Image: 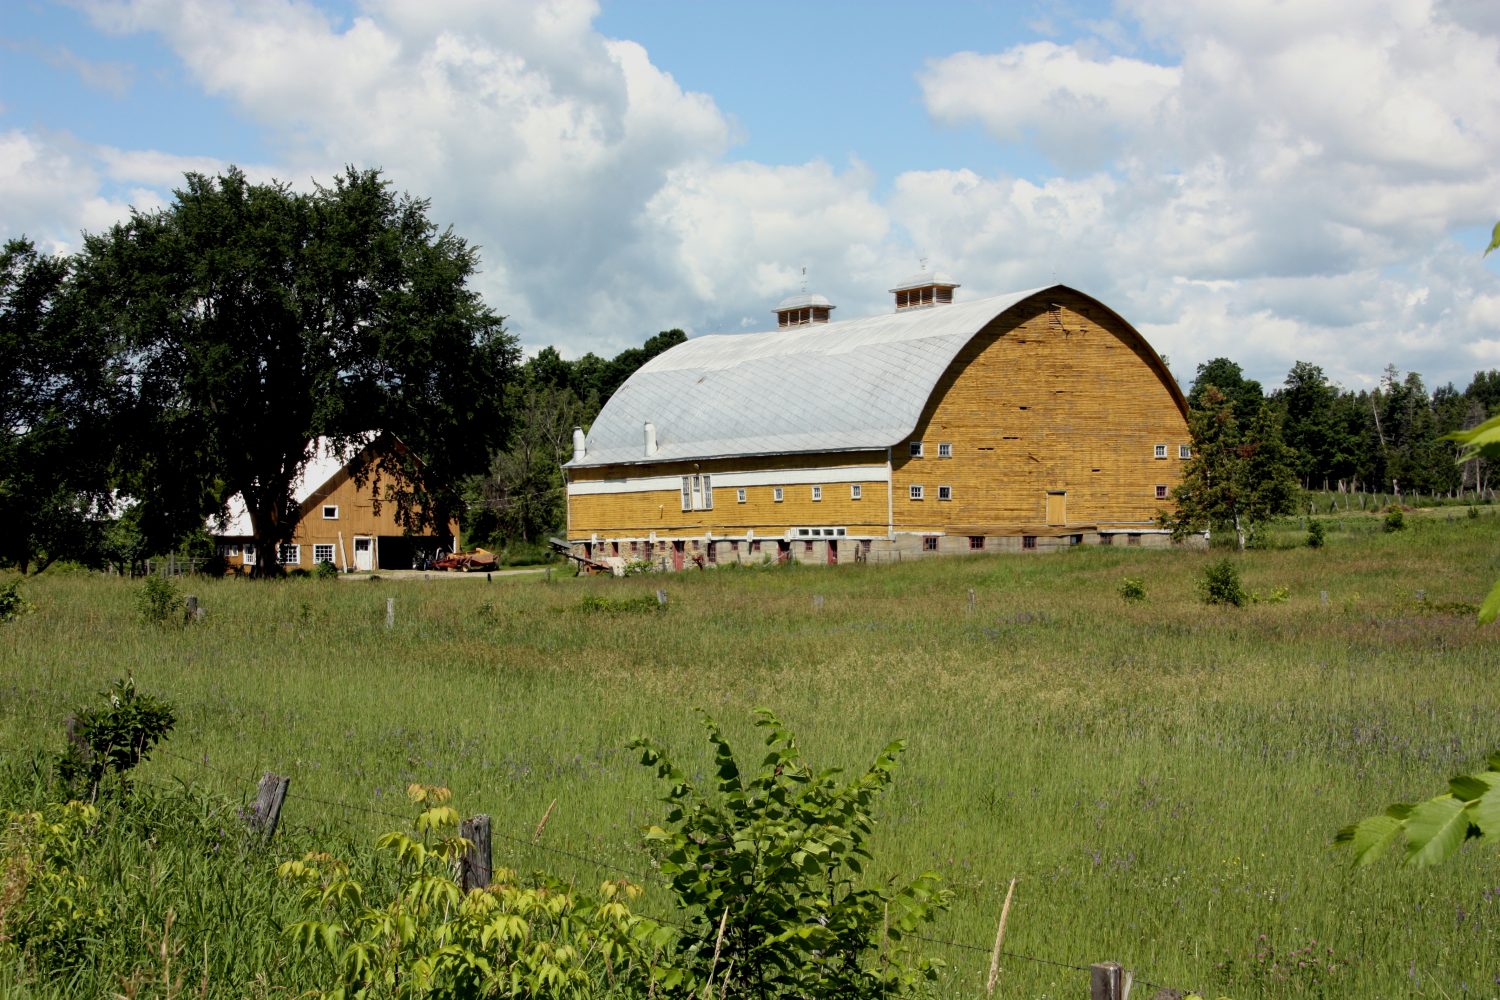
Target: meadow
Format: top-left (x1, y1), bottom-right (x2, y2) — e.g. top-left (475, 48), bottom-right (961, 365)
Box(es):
top-left (3, 508), bottom-right (1499, 998)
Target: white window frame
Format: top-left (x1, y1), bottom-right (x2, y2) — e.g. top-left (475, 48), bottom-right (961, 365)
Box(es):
top-left (736, 488), bottom-right (747, 504)
top-left (1155, 484), bottom-right (1169, 499)
top-left (937, 442), bottom-right (952, 458)
top-left (322, 504), bottom-right (339, 519)
top-left (811, 485), bottom-right (822, 502)
top-left (243, 545), bottom-right (256, 566)
top-left (1179, 444), bottom-right (1191, 459)
top-left (313, 544), bottom-right (336, 565)
top-left (909, 441), bottom-right (924, 457)
top-left (681, 476), bottom-right (693, 511)
top-left (773, 487), bottom-right (784, 502)
top-left (910, 485), bottom-right (924, 500)
top-left (938, 485), bottom-right (952, 501)
top-left (850, 484), bottom-right (862, 500)
top-left (1154, 444), bottom-right (1168, 459)
top-left (683, 474), bottom-right (713, 511)
top-left (278, 544), bottom-right (301, 566)
top-left (218, 544), bottom-right (240, 557)
top-left (700, 474), bottom-right (713, 510)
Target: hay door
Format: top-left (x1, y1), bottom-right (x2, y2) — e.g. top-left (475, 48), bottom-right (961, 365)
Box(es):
top-left (1045, 491), bottom-right (1067, 526)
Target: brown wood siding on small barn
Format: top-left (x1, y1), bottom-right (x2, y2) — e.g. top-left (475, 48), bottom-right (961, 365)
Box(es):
top-left (892, 290), bottom-right (1188, 534)
top-left (567, 451), bottom-right (889, 539)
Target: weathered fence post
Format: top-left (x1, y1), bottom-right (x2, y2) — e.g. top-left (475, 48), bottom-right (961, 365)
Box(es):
top-left (385, 597), bottom-right (395, 629)
top-left (545, 566), bottom-right (552, 584)
top-left (1090, 961), bottom-right (1123, 1000)
top-left (185, 595), bottom-right (203, 622)
top-left (248, 773), bottom-right (290, 842)
top-left (1320, 590), bottom-right (1329, 606)
top-left (813, 594), bottom-right (824, 612)
top-left (968, 588), bottom-right (976, 613)
top-left (458, 814), bottom-right (492, 891)
top-left (656, 589), bottom-right (668, 607)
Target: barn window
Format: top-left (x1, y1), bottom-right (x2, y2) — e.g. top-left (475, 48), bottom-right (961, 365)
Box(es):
top-left (683, 475), bottom-right (713, 510)
top-left (736, 488), bottom-right (747, 503)
top-left (773, 487), bottom-right (784, 502)
top-left (909, 441), bottom-right (924, 457)
top-left (1022, 536), bottom-right (1037, 550)
top-left (1127, 533), bottom-right (1141, 546)
top-left (218, 544), bottom-right (240, 557)
top-left (811, 486), bottom-right (822, 502)
top-left (938, 443), bottom-right (952, 458)
top-left (922, 536), bottom-right (938, 552)
top-left (681, 477), bottom-right (692, 511)
top-left (750, 540), bottom-right (761, 553)
top-left (909, 485), bottom-right (924, 500)
top-left (313, 544), bottom-right (335, 565)
top-left (804, 541), bottom-right (814, 553)
top-left (700, 475), bottom-right (713, 510)
top-left (1154, 444), bottom-right (1167, 459)
top-left (969, 536), bottom-right (984, 550)
top-left (850, 484), bottom-right (862, 500)
top-left (938, 486), bottom-right (952, 501)
top-left (1155, 485), bottom-right (1169, 499)
top-left (1179, 444), bottom-right (1191, 459)
top-left (278, 544), bottom-right (301, 565)
top-left (322, 505), bottom-right (339, 519)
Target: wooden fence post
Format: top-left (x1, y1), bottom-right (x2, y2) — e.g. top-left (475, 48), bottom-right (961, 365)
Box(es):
top-left (248, 773), bottom-right (289, 842)
top-left (385, 597), bottom-right (395, 629)
top-left (968, 588), bottom-right (976, 613)
top-left (813, 594), bottom-right (824, 611)
top-left (656, 589), bottom-right (668, 607)
top-left (185, 595), bottom-right (203, 622)
top-left (1090, 962), bottom-right (1123, 1000)
top-left (459, 814), bottom-right (492, 891)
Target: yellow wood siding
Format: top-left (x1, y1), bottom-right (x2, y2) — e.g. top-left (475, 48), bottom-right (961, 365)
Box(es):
top-left (892, 290), bottom-right (1188, 534)
top-left (568, 451), bottom-right (889, 539)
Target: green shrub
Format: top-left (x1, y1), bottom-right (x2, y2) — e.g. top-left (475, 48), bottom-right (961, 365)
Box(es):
top-left (577, 593), bottom-right (661, 614)
top-left (1200, 559), bottom-right (1247, 607)
top-left (630, 710), bottom-right (951, 998)
top-left (136, 576), bottom-right (181, 626)
top-left (314, 560), bottom-right (338, 580)
top-left (1384, 508), bottom-right (1406, 532)
top-left (0, 800), bottom-right (109, 973)
top-left (56, 676), bottom-right (176, 799)
top-left (1306, 520), bottom-right (1325, 549)
top-left (1119, 577), bottom-right (1146, 603)
top-left (1469, 504), bottom-right (1480, 519)
top-left (0, 580), bottom-right (34, 623)
top-left (280, 784), bottom-right (673, 998)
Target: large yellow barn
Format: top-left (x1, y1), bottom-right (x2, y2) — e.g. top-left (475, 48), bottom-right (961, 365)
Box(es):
top-left (564, 276), bottom-right (1191, 568)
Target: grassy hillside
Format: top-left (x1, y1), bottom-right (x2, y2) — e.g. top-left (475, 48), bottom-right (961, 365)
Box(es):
top-left (3, 507), bottom-right (1499, 997)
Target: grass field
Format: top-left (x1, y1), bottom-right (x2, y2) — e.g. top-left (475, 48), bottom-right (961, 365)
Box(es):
top-left (3, 508), bottom-right (1500, 998)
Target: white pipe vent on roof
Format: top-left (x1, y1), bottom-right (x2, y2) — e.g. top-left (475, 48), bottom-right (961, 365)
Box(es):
top-left (644, 421), bottom-right (658, 457)
top-left (572, 426), bottom-right (585, 462)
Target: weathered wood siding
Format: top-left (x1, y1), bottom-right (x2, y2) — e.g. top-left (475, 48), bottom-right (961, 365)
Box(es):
top-left (891, 290), bottom-right (1188, 534)
top-left (567, 451), bottom-right (890, 539)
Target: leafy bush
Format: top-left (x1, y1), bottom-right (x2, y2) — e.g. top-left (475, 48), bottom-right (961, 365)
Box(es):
top-left (314, 560), bottom-right (338, 580)
top-left (1200, 559), bottom-right (1247, 607)
top-left (1306, 519), bottom-right (1325, 549)
top-left (136, 576), bottom-right (182, 626)
top-left (630, 710), bottom-right (951, 999)
top-left (1383, 508), bottom-right (1406, 532)
top-left (577, 594), bottom-right (662, 614)
top-left (1118, 577), bottom-right (1147, 603)
top-left (0, 800), bottom-right (108, 973)
top-left (0, 580), bottom-right (34, 623)
top-left (280, 784), bottom-right (673, 998)
top-left (56, 676), bottom-right (176, 799)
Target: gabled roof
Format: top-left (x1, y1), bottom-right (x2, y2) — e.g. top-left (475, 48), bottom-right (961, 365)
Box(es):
top-left (571, 284), bottom-right (1182, 469)
top-left (216, 437), bottom-right (371, 536)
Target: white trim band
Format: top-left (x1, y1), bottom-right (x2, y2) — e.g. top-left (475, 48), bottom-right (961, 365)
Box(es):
top-left (567, 464), bottom-right (889, 497)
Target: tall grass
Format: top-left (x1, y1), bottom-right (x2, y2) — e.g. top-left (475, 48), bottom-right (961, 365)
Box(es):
top-left (3, 507), bottom-right (1499, 997)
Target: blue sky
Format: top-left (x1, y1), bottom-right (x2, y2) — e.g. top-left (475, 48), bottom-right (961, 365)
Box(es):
top-left (3, 0), bottom-right (1498, 392)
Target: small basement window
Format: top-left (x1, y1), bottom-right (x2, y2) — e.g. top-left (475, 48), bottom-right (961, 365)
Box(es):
top-left (909, 485), bottom-right (924, 500)
top-left (313, 543), bottom-right (335, 564)
top-left (922, 536), bottom-right (938, 552)
top-left (850, 484), bottom-right (862, 500)
top-left (1022, 535), bottom-right (1037, 550)
top-left (909, 441), bottom-right (924, 457)
top-left (1155, 484), bottom-right (1169, 499)
top-left (938, 486), bottom-right (952, 501)
top-left (969, 536), bottom-right (984, 550)
top-left (322, 505), bottom-right (339, 519)
top-left (1154, 444), bottom-right (1167, 459)
top-left (811, 486), bottom-right (822, 502)
top-left (938, 442), bottom-right (953, 457)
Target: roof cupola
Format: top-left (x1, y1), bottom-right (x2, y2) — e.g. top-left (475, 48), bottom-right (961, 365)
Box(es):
top-left (890, 260), bottom-right (959, 311)
top-left (773, 268), bottom-right (835, 328)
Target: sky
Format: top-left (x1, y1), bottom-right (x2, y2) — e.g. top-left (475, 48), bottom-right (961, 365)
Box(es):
top-left (3, 0), bottom-right (1499, 394)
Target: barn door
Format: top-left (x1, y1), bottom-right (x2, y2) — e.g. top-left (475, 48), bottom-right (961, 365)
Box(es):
top-left (826, 540), bottom-right (838, 565)
top-left (1045, 491), bottom-right (1067, 526)
top-left (353, 536), bottom-right (373, 571)
top-left (672, 540), bottom-right (685, 571)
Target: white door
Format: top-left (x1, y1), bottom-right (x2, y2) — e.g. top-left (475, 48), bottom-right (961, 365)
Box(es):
top-left (353, 536), bottom-right (373, 571)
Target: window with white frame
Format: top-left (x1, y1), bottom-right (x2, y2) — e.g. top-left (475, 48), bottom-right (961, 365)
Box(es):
top-left (811, 485), bottom-right (822, 501)
top-left (773, 487), bottom-right (784, 502)
top-left (938, 485), bottom-right (952, 501)
top-left (681, 477), bottom-right (692, 511)
top-left (909, 441), bottom-right (924, 457)
top-left (243, 545), bottom-right (256, 566)
top-left (278, 544), bottom-right (301, 565)
top-left (680, 474), bottom-right (714, 511)
top-left (1154, 444), bottom-right (1167, 459)
top-left (217, 544), bottom-right (240, 557)
top-left (850, 484), bottom-right (862, 500)
top-left (700, 474), bottom-right (713, 509)
top-left (322, 505), bottom-right (339, 519)
top-left (1179, 444), bottom-right (1191, 459)
top-left (937, 443), bottom-right (952, 458)
top-left (313, 544), bottom-right (335, 565)
top-left (1155, 484), bottom-right (1169, 499)
top-left (910, 484), bottom-right (924, 500)
top-left (736, 488), bottom-right (747, 503)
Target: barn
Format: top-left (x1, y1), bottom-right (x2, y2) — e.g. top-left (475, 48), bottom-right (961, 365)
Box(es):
top-left (213, 435), bottom-right (456, 573)
top-left (563, 275), bottom-right (1191, 568)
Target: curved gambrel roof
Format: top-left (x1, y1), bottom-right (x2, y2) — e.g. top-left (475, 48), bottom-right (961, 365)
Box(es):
top-left (569, 284), bottom-right (1186, 469)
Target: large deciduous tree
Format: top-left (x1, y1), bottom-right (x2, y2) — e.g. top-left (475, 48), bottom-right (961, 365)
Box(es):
top-left (76, 167), bottom-right (517, 575)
